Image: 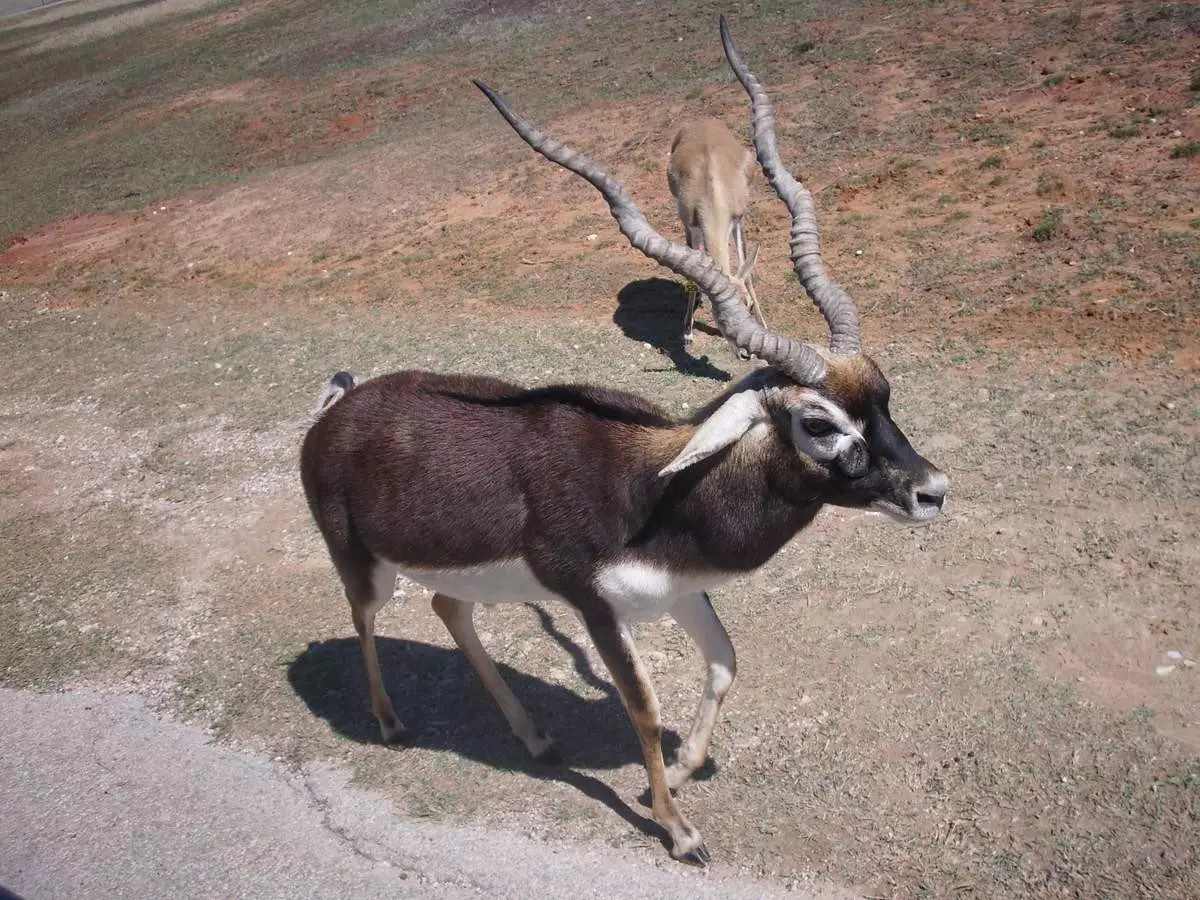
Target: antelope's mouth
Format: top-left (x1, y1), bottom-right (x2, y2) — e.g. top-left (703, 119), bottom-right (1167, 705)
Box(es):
top-left (870, 473), bottom-right (948, 524)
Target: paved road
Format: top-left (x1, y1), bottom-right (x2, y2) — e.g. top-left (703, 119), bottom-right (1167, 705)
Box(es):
top-left (0, 689), bottom-right (847, 899)
top-left (0, 0), bottom-right (65, 18)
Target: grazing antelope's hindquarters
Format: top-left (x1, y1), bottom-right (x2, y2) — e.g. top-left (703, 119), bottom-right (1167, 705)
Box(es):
top-left (301, 15), bottom-right (948, 866)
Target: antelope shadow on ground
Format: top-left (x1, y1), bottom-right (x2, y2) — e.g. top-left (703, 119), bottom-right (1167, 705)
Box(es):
top-left (613, 278), bottom-right (731, 382)
top-left (287, 604), bottom-right (715, 845)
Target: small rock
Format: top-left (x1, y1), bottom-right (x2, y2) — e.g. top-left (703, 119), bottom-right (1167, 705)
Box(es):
top-left (1183, 659), bottom-right (1195, 669)
top-left (1156, 665), bottom-right (1175, 676)
top-left (1162, 401), bottom-right (1176, 411)
top-left (585, 233), bottom-right (597, 241)
top-left (1166, 650), bottom-right (1183, 660)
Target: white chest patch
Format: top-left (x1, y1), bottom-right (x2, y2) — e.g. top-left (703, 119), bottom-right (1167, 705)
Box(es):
top-left (594, 561), bottom-right (733, 623)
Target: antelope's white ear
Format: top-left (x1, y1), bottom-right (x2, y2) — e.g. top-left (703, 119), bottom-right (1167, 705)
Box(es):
top-left (658, 390), bottom-right (768, 477)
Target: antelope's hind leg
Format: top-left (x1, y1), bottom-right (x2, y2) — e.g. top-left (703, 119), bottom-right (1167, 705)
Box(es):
top-left (344, 560), bottom-right (408, 744)
top-left (665, 593), bottom-right (736, 790)
top-left (431, 593), bottom-right (559, 763)
top-left (681, 224), bottom-right (706, 344)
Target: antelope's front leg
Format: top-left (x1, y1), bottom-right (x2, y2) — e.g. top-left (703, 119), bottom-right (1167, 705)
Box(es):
top-left (583, 612), bottom-right (710, 865)
top-left (732, 220), bottom-right (767, 330)
top-left (665, 592), bottom-right (736, 790)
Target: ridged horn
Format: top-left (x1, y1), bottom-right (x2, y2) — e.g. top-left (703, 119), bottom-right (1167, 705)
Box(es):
top-left (475, 79), bottom-right (829, 384)
top-left (720, 15), bottom-right (862, 355)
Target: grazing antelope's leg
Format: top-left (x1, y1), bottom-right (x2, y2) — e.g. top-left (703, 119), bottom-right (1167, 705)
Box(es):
top-left (584, 612), bottom-right (709, 865)
top-left (731, 220), bottom-right (767, 329)
top-left (431, 593), bottom-right (558, 763)
top-left (665, 593), bottom-right (736, 790)
top-left (682, 225), bottom-right (705, 344)
top-left (346, 561), bottom-right (407, 744)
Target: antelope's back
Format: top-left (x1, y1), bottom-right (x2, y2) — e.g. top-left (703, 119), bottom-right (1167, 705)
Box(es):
top-left (667, 118), bottom-right (754, 208)
top-left (300, 370), bottom-right (679, 568)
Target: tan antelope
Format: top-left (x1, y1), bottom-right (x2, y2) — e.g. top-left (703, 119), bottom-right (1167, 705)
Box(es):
top-left (668, 117), bottom-right (763, 345)
top-left (300, 16), bottom-right (948, 866)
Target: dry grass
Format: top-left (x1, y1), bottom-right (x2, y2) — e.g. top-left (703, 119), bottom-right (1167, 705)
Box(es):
top-left (2, 0), bottom-right (1198, 896)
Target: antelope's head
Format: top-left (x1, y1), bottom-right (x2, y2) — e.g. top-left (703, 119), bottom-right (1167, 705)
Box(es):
top-left (477, 16), bottom-right (948, 524)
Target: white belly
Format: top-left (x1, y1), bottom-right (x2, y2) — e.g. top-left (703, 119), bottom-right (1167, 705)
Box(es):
top-left (395, 559), bottom-right (561, 607)
top-left (393, 558), bottom-right (732, 623)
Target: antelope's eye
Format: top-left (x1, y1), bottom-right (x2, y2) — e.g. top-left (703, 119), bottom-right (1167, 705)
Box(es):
top-left (802, 417), bottom-right (835, 437)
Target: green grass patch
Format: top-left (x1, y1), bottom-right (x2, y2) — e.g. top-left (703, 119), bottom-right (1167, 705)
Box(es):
top-left (1170, 140), bottom-right (1200, 159)
top-left (1042, 73), bottom-right (1065, 88)
top-left (1036, 172), bottom-right (1065, 196)
top-left (1109, 124), bottom-right (1140, 139)
top-left (1033, 207), bottom-right (1063, 242)
top-left (979, 154), bottom-right (1003, 170)
top-left (2, 104), bottom-right (241, 240)
top-left (964, 121), bottom-right (1015, 147)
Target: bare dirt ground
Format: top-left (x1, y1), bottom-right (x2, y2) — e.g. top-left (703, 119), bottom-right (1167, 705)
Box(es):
top-left (1, 0), bottom-right (1198, 897)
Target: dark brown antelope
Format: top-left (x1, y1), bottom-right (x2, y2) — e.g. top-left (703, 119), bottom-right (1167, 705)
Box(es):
top-left (667, 116), bottom-right (764, 343)
top-left (300, 16), bottom-right (948, 866)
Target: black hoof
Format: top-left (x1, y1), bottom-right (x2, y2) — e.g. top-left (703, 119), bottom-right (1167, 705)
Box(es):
top-left (676, 842), bottom-right (711, 867)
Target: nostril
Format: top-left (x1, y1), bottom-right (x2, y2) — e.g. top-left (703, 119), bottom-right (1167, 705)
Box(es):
top-left (915, 470), bottom-right (949, 510)
top-left (916, 490), bottom-right (944, 509)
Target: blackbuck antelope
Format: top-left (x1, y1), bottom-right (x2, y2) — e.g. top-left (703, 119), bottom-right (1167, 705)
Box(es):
top-left (300, 16), bottom-right (948, 866)
top-left (668, 116), bottom-right (764, 344)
